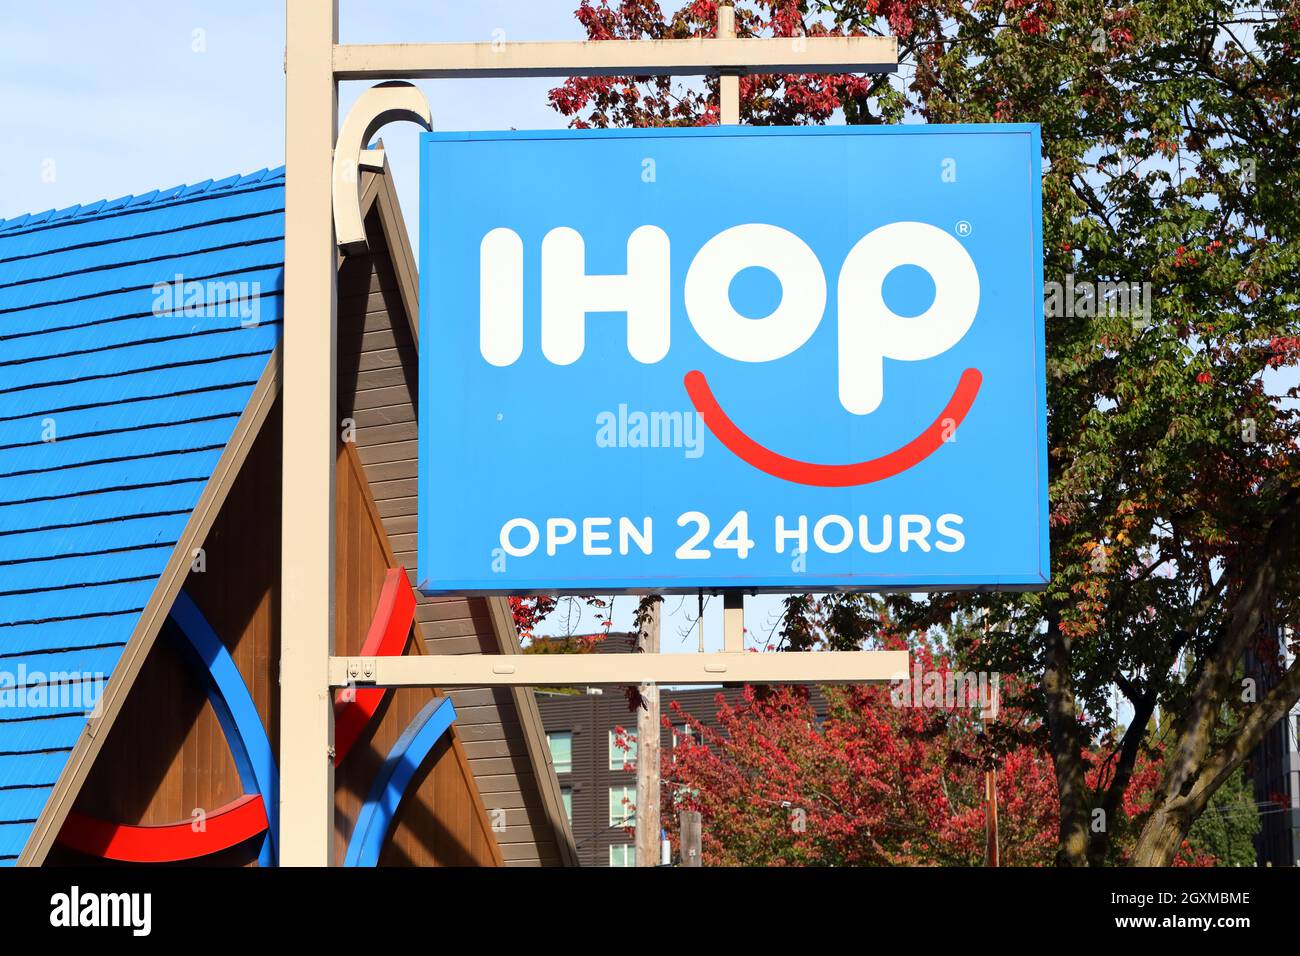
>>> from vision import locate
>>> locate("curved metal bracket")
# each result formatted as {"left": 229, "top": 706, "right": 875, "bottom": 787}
{"left": 333, "top": 80, "right": 432, "bottom": 255}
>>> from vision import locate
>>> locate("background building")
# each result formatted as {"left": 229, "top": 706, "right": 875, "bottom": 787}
{"left": 1237, "top": 621, "right": 1300, "bottom": 868}
{"left": 1244, "top": 622, "right": 1300, "bottom": 866}
{"left": 535, "top": 632, "right": 827, "bottom": 866}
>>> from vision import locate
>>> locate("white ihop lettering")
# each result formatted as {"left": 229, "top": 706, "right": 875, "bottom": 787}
{"left": 478, "top": 221, "right": 979, "bottom": 415}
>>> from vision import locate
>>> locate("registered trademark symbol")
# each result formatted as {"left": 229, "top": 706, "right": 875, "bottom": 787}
{"left": 955, "top": 220, "right": 972, "bottom": 237}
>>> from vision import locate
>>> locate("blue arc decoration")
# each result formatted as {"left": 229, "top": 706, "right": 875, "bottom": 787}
{"left": 167, "top": 590, "right": 280, "bottom": 867}
{"left": 344, "top": 696, "right": 458, "bottom": 867}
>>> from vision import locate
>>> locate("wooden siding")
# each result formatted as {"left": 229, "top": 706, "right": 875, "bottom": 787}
{"left": 35, "top": 165, "right": 567, "bottom": 867}
{"left": 0, "top": 171, "right": 285, "bottom": 864}
{"left": 335, "top": 201, "right": 570, "bottom": 866}
{"left": 333, "top": 441, "right": 502, "bottom": 866}
{"left": 49, "top": 405, "right": 502, "bottom": 866}
{"left": 46, "top": 406, "right": 284, "bottom": 867}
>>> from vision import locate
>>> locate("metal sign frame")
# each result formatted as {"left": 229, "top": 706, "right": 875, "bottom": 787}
{"left": 284, "top": 0, "right": 905, "bottom": 865}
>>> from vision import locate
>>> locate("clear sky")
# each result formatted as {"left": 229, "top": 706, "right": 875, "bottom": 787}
{"left": 1, "top": 1, "right": 587, "bottom": 224}
{"left": 0, "top": 0, "right": 791, "bottom": 647}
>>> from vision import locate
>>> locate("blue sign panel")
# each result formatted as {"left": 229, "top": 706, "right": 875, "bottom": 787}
{"left": 418, "top": 125, "right": 1046, "bottom": 594}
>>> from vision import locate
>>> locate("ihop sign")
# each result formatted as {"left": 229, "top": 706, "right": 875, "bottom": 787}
{"left": 418, "top": 125, "right": 1047, "bottom": 593}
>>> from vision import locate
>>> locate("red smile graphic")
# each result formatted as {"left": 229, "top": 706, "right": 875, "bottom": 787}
{"left": 684, "top": 368, "right": 983, "bottom": 487}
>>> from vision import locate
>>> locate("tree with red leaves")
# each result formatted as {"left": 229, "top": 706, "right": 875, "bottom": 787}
{"left": 661, "top": 639, "right": 1216, "bottom": 865}
{"left": 552, "top": 0, "right": 1300, "bottom": 866}
{"left": 662, "top": 640, "right": 1062, "bottom": 865}
{"left": 510, "top": 595, "right": 615, "bottom": 643}
{"left": 550, "top": 0, "right": 891, "bottom": 127}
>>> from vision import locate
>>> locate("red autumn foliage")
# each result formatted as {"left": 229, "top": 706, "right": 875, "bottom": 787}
{"left": 660, "top": 639, "right": 1214, "bottom": 866}
{"left": 549, "top": 0, "right": 879, "bottom": 128}
{"left": 509, "top": 596, "right": 558, "bottom": 642}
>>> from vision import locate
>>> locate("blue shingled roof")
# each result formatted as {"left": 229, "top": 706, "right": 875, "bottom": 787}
{"left": 0, "top": 167, "right": 285, "bottom": 864}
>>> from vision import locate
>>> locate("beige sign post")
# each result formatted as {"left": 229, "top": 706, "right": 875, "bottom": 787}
{"left": 282, "top": 0, "right": 901, "bottom": 866}
{"left": 635, "top": 598, "right": 662, "bottom": 867}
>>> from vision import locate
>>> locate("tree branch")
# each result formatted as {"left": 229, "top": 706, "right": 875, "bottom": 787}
{"left": 1164, "top": 487, "right": 1300, "bottom": 800}
{"left": 1190, "top": 659, "right": 1300, "bottom": 807}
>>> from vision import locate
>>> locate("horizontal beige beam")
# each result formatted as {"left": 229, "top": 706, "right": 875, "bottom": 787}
{"left": 329, "top": 651, "right": 909, "bottom": 688}
{"left": 333, "top": 37, "right": 898, "bottom": 81}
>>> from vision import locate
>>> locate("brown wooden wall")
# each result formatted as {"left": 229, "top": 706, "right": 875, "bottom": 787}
{"left": 45, "top": 407, "right": 287, "bottom": 868}
{"left": 46, "top": 172, "right": 567, "bottom": 868}
{"left": 50, "top": 401, "right": 502, "bottom": 866}
{"left": 336, "top": 200, "right": 569, "bottom": 865}
{"left": 332, "top": 443, "right": 502, "bottom": 866}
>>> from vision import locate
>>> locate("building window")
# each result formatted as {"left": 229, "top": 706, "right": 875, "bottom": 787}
{"left": 609, "top": 844, "right": 636, "bottom": 867}
{"left": 547, "top": 731, "right": 572, "bottom": 774}
{"left": 609, "top": 729, "right": 637, "bottom": 770}
{"left": 561, "top": 786, "right": 573, "bottom": 823}
{"left": 609, "top": 785, "right": 636, "bottom": 827}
